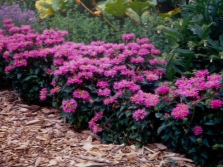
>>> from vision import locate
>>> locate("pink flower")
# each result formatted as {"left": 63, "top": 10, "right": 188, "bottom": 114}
{"left": 92, "top": 112, "right": 103, "bottom": 122}
{"left": 50, "top": 86, "right": 60, "bottom": 95}
{"left": 195, "top": 70, "right": 209, "bottom": 77}
{"left": 193, "top": 126, "right": 203, "bottom": 136}
{"left": 62, "top": 99, "right": 77, "bottom": 113}
{"left": 145, "top": 73, "right": 159, "bottom": 81}
{"left": 156, "top": 84, "right": 169, "bottom": 95}
{"left": 92, "top": 124, "right": 103, "bottom": 134}
{"left": 96, "top": 81, "right": 108, "bottom": 88}
{"left": 122, "top": 33, "right": 135, "bottom": 41}
{"left": 40, "top": 88, "right": 47, "bottom": 101}
{"left": 97, "top": 88, "right": 111, "bottom": 97}
{"left": 133, "top": 109, "right": 147, "bottom": 121}
{"left": 164, "top": 113, "right": 170, "bottom": 118}
{"left": 103, "top": 97, "right": 117, "bottom": 105}
{"left": 73, "top": 89, "right": 91, "bottom": 101}
{"left": 210, "top": 99, "right": 223, "bottom": 109}
{"left": 171, "top": 104, "right": 190, "bottom": 120}
{"left": 144, "top": 93, "right": 160, "bottom": 107}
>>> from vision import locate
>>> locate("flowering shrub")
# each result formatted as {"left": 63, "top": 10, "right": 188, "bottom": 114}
{"left": 156, "top": 70, "right": 223, "bottom": 165}
{"left": 0, "top": 3, "right": 36, "bottom": 28}
{"left": 48, "top": 33, "right": 166, "bottom": 145}
{"left": 0, "top": 19, "right": 68, "bottom": 103}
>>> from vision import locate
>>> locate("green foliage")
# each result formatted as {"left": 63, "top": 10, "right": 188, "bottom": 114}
{"left": 34, "top": 5, "right": 174, "bottom": 54}
{"left": 160, "top": 0, "right": 223, "bottom": 80}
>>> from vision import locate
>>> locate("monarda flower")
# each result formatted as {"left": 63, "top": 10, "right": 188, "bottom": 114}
{"left": 171, "top": 103, "right": 190, "bottom": 120}
{"left": 155, "top": 83, "right": 169, "bottom": 95}
{"left": 193, "top": 126, "right": 203, "bottom": 136}
{"left": 39, "top": 88, "right": 47, "bottom": 101}
{"left": 73, "top": 89, "right": 91, "bottom": 101}
{"left": 96, "top": 81, "right": 108, "bottom": 88}
{"left": 210, "top": 99, "right": 223, "bottom": 109}
{"left": 62, "top": 99, "right": 77, "bottom": 113}
{"left": 133, "top": 109, "right": 147, "bottom": 121}
{"left": 97, "top": 88, "right": 111, "bottom": 97}
{"left": 50, "top": 86, "right": 60, "bottom": 95}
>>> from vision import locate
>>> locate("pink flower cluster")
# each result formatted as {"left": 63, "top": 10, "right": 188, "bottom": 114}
{"left": 193, "top": 126, "right": 203, "bottom": 136}
{"left": 131, "top": 91, "right": 160, "bottom": 107}
{"left": 171, "top": 103, "right": 190, "bottom": 120}
{"left": 210, "top": 99, "right": 223, "bottom": 109}
{"left": 132, "top": 109, "right": 147, "bottom": 121}
{"left": 157, "top": 70, "right": 223, "bottom": 104}
{"left": 122, "top": 33, "right": 135, "bottom": 42}
{"left": 0, "top": 19, "right": 68, "bottom": 73}
{"left": 62, "top": 99, "right": 77, "bottom": 113}
{"left": 89, "top": 112, "right": 103, "bottom": 133}
{"left": 73, "top": 89, "right": 91, "bottom": 102}
{"left": 39, "top": 88, "right": 47, "bottom": 101}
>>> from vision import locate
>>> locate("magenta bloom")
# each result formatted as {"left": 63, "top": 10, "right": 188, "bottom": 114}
{"left": 193, "top": 126, "right": 203, "bottom": 136}
{"left": 133, "top": 109, "right": 147, "bottom": 121}
{"left": 171, "top": 104, "right": 190, "bottom": 120}
{"left": 39, "top": 88, "right": 47, "bottom": 101}
{"left": 155, "top": 84, "right": 169, "bottom": 95}
{"left": 50, "top": 86, "right": 60, "bottom": 95}
{"left": 210, "top": 99, "right": 223, "bottom": 109}
{"left": 92, "top": 124, "right": 103, "bottom": 134}
{"left": 62, "top": 99, "right": 77, "bottom": 113}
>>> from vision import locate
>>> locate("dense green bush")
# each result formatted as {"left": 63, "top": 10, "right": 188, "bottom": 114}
{"left": 160, "top": 0, "right": 223, "bottom": 80}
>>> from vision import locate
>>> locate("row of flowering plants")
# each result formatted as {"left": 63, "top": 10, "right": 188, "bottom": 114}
{"left": 0, "top": 20, "right": 223, "bottom": 166}
{"left": 49, "top": 33, "right": 166, "bottom": 145}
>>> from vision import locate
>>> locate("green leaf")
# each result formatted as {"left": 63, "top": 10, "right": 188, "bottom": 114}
{"left": 206, "top": 37, "right": 219, "bottom": 50}
{"left": 155, "top": 113, "right": 162, "bottom": 118}
{"left": 220, "top": 35, "right": 223, "bottom": 46}
{"left": 159, "top": 7, "right": 180, "bottom": 18}
{"left": 203, "top": 138, "right": 210, "bottom": 147}
{"left": 176, "top": 48, "right": 195, "bottom": 55}
{"left": 125, "top": 8, "right": 140, "bottom": 24}
{"left": 129, "top": 132, "right": 138, "bottom": 139}
{"left": 52, "top": 0, "right": 61, "bottom": 12}
{"left": 24, "top": 75, "right": 38, "bottom": 81}
{"left": 125, "top": 1, "right": 154, "bottom": 16}
{"left": 191, "top": 24, "right": 203, "bottom": 38}
{"left": 105, "top": 0, "right": 126, "bottom": 17}
{"left": 157, "top": 122, "right": 171, "bottom": 135}
{"left": 141, "top": 10, "right": 150, "bottom": 25}
{"left": 17, "top": 73, "right": 22, "bottom": 79}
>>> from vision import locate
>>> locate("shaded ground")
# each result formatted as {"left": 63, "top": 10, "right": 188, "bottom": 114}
{"left": 0, "top": 90, "right": 196, "bottom": 167}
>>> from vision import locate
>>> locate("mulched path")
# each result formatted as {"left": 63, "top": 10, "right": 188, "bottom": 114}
{"left": 0, "top": 90, "right": 197, "bottom": 167}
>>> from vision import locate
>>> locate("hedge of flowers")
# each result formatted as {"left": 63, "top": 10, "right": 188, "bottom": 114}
{"left": 0, "top": 20, "right": 222, "bottom": 166}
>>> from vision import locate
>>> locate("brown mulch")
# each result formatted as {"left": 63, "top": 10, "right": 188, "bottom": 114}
{"left": 0, "top": 90, "right": 197, "bottom": 167}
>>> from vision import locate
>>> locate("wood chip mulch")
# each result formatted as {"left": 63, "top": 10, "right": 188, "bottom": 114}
{"left": 0, "top": 90, "right": 197, "bottom": 167}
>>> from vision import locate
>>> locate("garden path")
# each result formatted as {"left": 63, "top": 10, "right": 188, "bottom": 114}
{"left": 0, "top": 90, "right": 196, "bottom": 167}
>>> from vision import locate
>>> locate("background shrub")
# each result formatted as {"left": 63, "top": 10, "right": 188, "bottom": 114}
{"left": 0, "top": 2, "right": 37, "bottom": 28}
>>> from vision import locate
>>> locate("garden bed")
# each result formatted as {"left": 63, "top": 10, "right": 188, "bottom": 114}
{"left": 0, "top": 90, "right": 196, "bottom": 167}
